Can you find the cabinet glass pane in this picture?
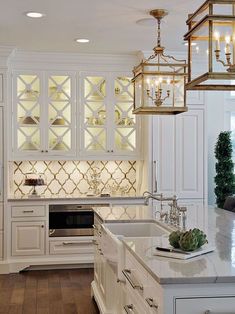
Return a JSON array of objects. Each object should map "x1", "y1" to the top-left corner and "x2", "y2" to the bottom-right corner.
[
  {"x1": 114, "y1": 77, "x2": 136, "y2": 152},
  {"x1": 47, "y1": 75, "x2": 72, "y2": 152},
  {"x1": 16, "y1": 75, "x2": 41, "y2": 151},
  {"x1": 83, "y1": 76, "x2": 107, "y2": 152}
]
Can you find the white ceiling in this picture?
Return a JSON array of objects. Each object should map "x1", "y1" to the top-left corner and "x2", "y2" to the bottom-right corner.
[{"x1": 0, "y1": 0, "x2": 203, "y2": 54}]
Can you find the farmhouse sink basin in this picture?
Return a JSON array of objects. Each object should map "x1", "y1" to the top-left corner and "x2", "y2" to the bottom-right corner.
[
  {"x1": 100, "y1": 220, "x2": 171, "y2": 279},
  {"x1": 103, "y1": 221, "x2": 169, "y2": 238}
]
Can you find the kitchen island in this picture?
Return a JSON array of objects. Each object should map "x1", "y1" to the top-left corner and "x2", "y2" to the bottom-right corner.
[{"x1": 92, "y1": 206, "x2": 235, "y2": 314}]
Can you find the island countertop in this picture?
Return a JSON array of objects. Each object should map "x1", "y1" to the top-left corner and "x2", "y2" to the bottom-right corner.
[{"x1": 122, "y1": 207, "x2": 235, "y2": 284}]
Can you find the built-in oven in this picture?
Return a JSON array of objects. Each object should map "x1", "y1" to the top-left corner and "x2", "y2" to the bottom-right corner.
[{"x1": 49, "y1": 204, "x2": 94, "y2": 237}]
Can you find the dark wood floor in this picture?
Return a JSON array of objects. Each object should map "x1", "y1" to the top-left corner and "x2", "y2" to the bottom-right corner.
[{"x1": 0, "y1": 268, "x2": 99, "y2": 314}]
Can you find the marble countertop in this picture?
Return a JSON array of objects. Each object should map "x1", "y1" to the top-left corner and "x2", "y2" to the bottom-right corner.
[
  {"x1": 121, "y1": 207, "x2": 235, "y2": 285},
  {"x1": 8, "y1": 195, "x2": 145, "y2": 204}
]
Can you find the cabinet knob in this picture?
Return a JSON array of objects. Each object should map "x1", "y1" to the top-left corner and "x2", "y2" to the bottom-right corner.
[
  {"x1": 41, "y1": 150, "x2": 44, "y2": 153},
  {"x1": 107, "y1": 150, "x2": 110, "y2": 153},
  {"x1": 111, "y1": 150, "x2": 114, "y2": 153},
  {"x1": 41, "y1": 225, "x2": 44, "y2": 228},
  {"x1": 45, "y1": 150, "x2": 48, "y2": 153}
]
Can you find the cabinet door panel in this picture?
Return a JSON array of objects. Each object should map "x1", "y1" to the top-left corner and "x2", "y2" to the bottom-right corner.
[
  {"x1": 12, "y1": 221, "x2": 45, "y2": 256},
  {"x1": 46, "y1": 73, "x2": 76, "y2": 156},
  {"x1": 13, "y1": 72, "x2": 43, "y2": 154},
  {"x1": 153, "y1": 115, "x2": 176, "y2": 194},
  {"x1": 176, "y1": 109, "x2": 204, "y2": 198},
  {"x1": 81, "y1": 74, "x2": 108, "y2": 154}
]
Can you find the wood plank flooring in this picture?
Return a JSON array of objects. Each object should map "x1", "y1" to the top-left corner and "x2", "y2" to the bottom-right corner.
[{"x1": 0, "y1": 268, "x2": 99, "y2": 314}]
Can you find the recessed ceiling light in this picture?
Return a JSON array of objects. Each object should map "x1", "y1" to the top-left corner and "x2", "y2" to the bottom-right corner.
[
  {"x1": 184, "y1": 42, "x2": 197, "y2": 46},
  {"x1": 75, "y1": 38, "x2": 90, "y2": 43},
  {"x1": 25, "y1": 11, "x2": 45, "y2": 18}
]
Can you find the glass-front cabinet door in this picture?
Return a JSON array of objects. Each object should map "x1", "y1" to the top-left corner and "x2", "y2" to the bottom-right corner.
[
  {"x1": 46, "y1": 73, "x2": 76, "y2": 155},
  {"x1": 81, "y1": 74, "x2": 108, "y2": 154},
  {"x1": 12, "y1": 71, "x2": 76, "y2": 158},
  {"x1": 113, "y1": 76, "x2": 136, "y2": 154},
  {"x1": 80, "y1": 73, "x2": 138, "y2": 157},
  {"x1": 13, "y1": 72, "x2": 42, "y2": 154}
]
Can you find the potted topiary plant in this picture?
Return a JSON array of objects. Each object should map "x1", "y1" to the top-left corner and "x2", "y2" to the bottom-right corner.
[{"x1": 214, "y1": 131, "x2": 235, "y2": 208}]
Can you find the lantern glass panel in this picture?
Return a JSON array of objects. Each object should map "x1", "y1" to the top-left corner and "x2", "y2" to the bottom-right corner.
[
  {"x1": 133, "y1": 75, "x2": 143, "y2": 110},
  {"x1": 190, "y1": 24, "x2": 209, "y2": 80}
]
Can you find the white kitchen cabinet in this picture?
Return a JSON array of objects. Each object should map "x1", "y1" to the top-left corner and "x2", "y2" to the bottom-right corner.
[
  {"x1": 12, "y1": 71, "x2": 76, "y2": 159},
  {"x1": 152, "y1": 107, "x2": 205, "y2": 199},
  {"x1": 175, "y1": 297, "x2": 235, "y2": 314},
  {"x1": 80, "y1": 72, "x2": 139, "y2": 159},
  {"x1": 12, "y1": 221, "x2": 45, "y2": 256}
]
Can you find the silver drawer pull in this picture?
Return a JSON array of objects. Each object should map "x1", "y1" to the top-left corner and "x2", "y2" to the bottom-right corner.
[
  {"x1": 92, "y1": 239, "x2": 99, "y2": 245},
  {"x1": 23, "y1": 210, "x2": 34, "y2": 213},
  {"x1": 205, "y1": 311, "x2": 235, "y2": 314},
  {"x1": 124, "y1": 304, "x2": 136, "y2": 313},
  {"x1": 146, "y1": 297, "x2": 158, "y2": 309},
  {"x1": 122, "y1": 269, "x2": 143, "y2": 291},
  {"x1": 62, "y1": 241, "x2": 93, "y2": 246},
  {"x1": 93, "y1": 224, "x2": 98, "y2": 230}
]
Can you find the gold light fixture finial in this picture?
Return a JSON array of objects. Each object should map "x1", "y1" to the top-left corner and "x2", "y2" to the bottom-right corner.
[{"x1": 132, "y1": 9, "x2": 188, "y2": 115}]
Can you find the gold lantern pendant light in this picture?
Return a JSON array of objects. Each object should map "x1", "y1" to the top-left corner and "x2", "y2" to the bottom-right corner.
[
  {"x1": 184, "y1": 0, "x2": 235, "y2": 91},
  {"x1": 132, "y1": 9, "x2": 188, "y2": 115}
]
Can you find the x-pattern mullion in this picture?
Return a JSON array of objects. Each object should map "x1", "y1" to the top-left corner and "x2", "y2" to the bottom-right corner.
[
  {"x1": 49, "y1": 101, "x2": 70, "y2": 125},
  {"x1": 49, "y1": 127, "x2": 70, "y2": 150},
  {"x1": 84, "y1": 101, "x2": 104, "y2": 118},
  {"x1": 49, "y1": 76, "x2": 71, "y2": 100},
  {"x1": 85, "y1": 77, "x2": 105, "y2": 99},
  {"x1": 85, "y1": 128, "x2": 105, "y2": 150},
  {"x1": 116, "y1": 78, "x2": 133, "y2": 99},
  {"x1": 116, "y1": 128, "x2": 135, "y2": 150},
  {"x1": 18, "y1": 127, "x2": 39, "y2": 150},
  {"x1": 18, "y1": 75, "x2": 39, "y2": 98}
]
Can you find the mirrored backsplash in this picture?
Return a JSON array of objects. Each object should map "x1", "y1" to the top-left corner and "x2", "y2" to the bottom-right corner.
[{"x1": 10, "y1": 161, "x2": 136, "y2": 198}]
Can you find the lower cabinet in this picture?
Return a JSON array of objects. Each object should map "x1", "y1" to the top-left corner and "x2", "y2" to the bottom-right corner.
[
  {"x1": 12, "y1": 221, "x2": 45, "y2": 256},
  {"x1": 175, "y1": 297, "x2": 235, "y2": 314}
]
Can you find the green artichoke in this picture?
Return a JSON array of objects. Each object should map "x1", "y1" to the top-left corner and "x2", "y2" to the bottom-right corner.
[
  {"x1": 169, "y1": 230, "x2": 182, "y2": 248},
  {"x1": 191, "y1": 228, "x2": 208, "y2": 248},
  {"x1": 179, "y1": 230, "x2": 199, "y2": 251}
]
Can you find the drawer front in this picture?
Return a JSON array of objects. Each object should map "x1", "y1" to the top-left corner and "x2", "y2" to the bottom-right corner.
[
  {"x1": 0, "y1": 203, "x2": 3, "y2": 230},
  {"x1": 124, "y1": 250, "x2": 148, "y2": 297},
  {"x1": 49, "y1": 237, "x2": 94, "y2": 255},
  {"x1": 0, "y1": 231, "x2": 3, "y2": 258},
  {"x1": 12, "y1": 205, "x2": 46, "y2": 218},
  {"x1": 123, "y1": 284, "x2": 149, "y2": 314},
  {"x1": 175, "y1": 297, "x2": 235, "y2": 314}
]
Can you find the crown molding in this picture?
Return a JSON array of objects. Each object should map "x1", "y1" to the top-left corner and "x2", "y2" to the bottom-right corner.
[
  {"x1": 0, "y1": 46, "x2": 15, "y2": 67},
  {"x1": 8, "y1": 49, "x2": 139, "y2": 72}
]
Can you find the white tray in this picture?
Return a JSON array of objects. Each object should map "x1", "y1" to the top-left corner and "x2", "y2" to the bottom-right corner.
[{"x1": 153, "y1": 244, "x2": 215, "y2": 260}]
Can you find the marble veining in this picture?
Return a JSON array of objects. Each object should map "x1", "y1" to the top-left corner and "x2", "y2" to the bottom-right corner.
[{"x1": 121, "y1": 207, "x2": 235, "y2": 284}]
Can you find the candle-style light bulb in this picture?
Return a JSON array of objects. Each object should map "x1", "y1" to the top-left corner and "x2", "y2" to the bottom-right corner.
[
  {"x1": 225, "y1": 35, "x2": 231, "y2": 54},
  {"x1": 167, "y1": 78, "x2": 171, "y2": 85},
  {"x1": 214, "y1": 31, "x2": 220, "y2": 51},
  {"x1": 146, "y1": 78, "x2": 150, "y2": 90},
  {"x1": 196, "y1": 46, "x2": 199, "y2": 54}
]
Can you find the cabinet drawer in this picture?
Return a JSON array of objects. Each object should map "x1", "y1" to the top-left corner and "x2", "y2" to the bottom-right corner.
[
  {"x1": 49, "y1": 237, "x2": 94, "y2": 255},
  {"x1": 123, "y1": 284, "x2": 149, "y2": 314},
  {"x1": 0, "y1": 231, "x2": 3, "y2": 258},
  {"x1": 124, "y1": 250, "x2": 148, "y2": 297},
  {"x1": 0, "y1": 203, "x2": 3, "y2": 230},
  {"x1": 11, "y1": 205, "x2": 46, "y2": 218},
  {"x1": 175, "y1": 297, "x2": 235, "y2": 314}
]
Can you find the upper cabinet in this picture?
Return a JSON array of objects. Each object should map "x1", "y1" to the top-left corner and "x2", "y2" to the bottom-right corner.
[
  {"x1": 80, "y1": 72, "x2": 139, "y2": 159},
  {"x1": 11, "y1": 70, "x2": 141, "y2": 160},
  {"x1": 12, "y1": 71, "x2": 76, "y2": 159}
]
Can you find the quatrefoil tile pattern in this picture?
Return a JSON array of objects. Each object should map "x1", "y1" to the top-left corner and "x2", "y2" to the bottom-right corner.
[{"x1": 11, "y1": 161, "x2": 136, "y2": 197}]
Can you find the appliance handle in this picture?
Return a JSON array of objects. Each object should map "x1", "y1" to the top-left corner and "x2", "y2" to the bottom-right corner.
[
  {"x1": 49, "y1": 209, "x2": 93, "y2": 213},
  {"x1": 124, "y1": 304, "x2": 136, "y2": 314},
  {"x1": 153, "y1": 160, "x2": 157, "y2": 193}
]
